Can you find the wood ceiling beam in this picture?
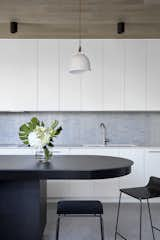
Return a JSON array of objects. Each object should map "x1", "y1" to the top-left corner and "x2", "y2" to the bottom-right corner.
[{"x1": 0, "y1": 22, "x2": 159, "y2": 38}]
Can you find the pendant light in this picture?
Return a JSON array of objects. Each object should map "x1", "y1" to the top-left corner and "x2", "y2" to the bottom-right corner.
[{"x1": 69, "y1": 0, "x2": 91, "y2": 74}]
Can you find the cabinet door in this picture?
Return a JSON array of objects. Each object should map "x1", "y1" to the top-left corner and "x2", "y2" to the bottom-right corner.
[
  {"x1": 103, "y1": 40, "x2": 124, "y2": 110},
  {"x1": 59, "y1": 40, "x2": 81, "y2": 111},
  {"x1": 145, "y1": 149, "x2": 160, "y2": 182},
  {"x1": 48, "y1": 180, "x2": 94, "y2": 199},
  {"x1": 38, "y1": 40, "x2": 59, "y2": 110},
  {"x1": 0, "y1": 39, "x2": 37, "y2": 111},
  {"x1": 124, "y1": 40, "x2": 146, "y2": 111},
  {"x1": 81, "y1": 40, "x2": 103, "y2": 110},
  {"x1": 147, "y1": 40, "x2": 160, "y2": 110},
  {"x1": 119, "y1": 149, "x2": 145, "y2": 189},
  {"x1": 47, "y1": 180, "x2": 71, "y2": 199},
  {"x1": 92, "y1": 149, "x2": 120, "y2": 199}
]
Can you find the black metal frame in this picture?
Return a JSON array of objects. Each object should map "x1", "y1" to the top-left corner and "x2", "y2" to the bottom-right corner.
[
  {"x1": 115, "y1": 192, "x2": 160, "y2": 240},
  {"x1": 56, "y1": 214, "x2": 104, "y2": 240}
]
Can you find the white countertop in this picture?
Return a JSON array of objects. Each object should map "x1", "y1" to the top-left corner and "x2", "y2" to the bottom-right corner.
[{"x1": 0, "y1": 144, "x2": 159, "y2": 149}]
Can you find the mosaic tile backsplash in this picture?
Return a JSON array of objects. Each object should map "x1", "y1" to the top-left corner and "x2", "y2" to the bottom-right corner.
[{"x1": 0, "y1": 112, "x2": 159, "y2": 146}]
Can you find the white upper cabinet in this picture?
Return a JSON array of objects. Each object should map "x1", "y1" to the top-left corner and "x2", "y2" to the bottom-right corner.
[
  {"x1": 124, "y1": 40, "x2": 146, "y2": 111},
  {"x1": 38, "y1": 40, "x2": 59, "y2": 111},
  {"x1": 103, "y1": 40, "x2": 124, "y2": 111},
  {"x1": 1, "y1": 39, "x2": 160, "y2": 111},
  {"x1": 81, "y1": 40, "x2": 103, "y2": 110},
  {"x1": 59, "y1": 39, "x2": 81, "y2": 111},
  {"x1": 0, "y1": 39, "x2": 37, "y2": 111},
  {"x1": 147, "y1": 40, "x2": 160, "y2": 111}
]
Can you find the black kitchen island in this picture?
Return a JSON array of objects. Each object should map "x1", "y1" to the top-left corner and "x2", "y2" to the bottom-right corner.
[{"x1": 0, "y1": 155, "x2": 133, "y2": 240}]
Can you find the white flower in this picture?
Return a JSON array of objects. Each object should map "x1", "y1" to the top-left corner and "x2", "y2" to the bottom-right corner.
[
  {"x1": 28, "y1": 132, "x2": 41, "y2": 148},
  {"x1": 34, "y1": 126, "x2": 50, "y2": 147},
  {"x1": 41, "y1": 134, "x2": 50, "y2": 147}
]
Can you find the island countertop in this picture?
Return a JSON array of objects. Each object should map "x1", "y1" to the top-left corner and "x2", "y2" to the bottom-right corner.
[
  {"x1": 0, "y1": 154, "x2": 133, "y2": 240},
  {"x1": 0, "y1": 155, "x2": 133, "y2": 180}
]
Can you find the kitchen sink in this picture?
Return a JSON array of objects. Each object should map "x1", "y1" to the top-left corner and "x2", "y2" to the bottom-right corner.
[{"x1": 83, "y1": 144, "x2": 137, "y2": 147}]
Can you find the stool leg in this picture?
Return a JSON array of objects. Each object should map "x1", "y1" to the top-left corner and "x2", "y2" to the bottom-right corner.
[
  {"x1": 139, "y1": 200, "x2": 142, "y2": 240},
  {"x1": 115, "y1": 192, "x2": 122, "y2": 240},
  {"x1": 56, "y1": 215, "x2": 61, "y2": 240},
  {"x1": 100, "y1": 215, "x2": 104, "y2": 240},
  {"x1": 147, "y1": 199, "x2": 156, "y2": 240}
]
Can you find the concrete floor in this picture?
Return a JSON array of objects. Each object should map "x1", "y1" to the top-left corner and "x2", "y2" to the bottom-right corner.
[{"x1": 44, "y1": 202, "x2": 160, "y2": 240}]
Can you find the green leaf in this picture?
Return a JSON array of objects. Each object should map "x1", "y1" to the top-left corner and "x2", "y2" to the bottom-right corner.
[
  {"x1": 31, "y1": 117, "x2": 40, "y2": 128},
  {"x1": 19, "y1": 117, "x2": 40, "y2": 145},
  {"x1": 48, "y1": 142, "x2": 54, "y2": 147},
  {"x1": 19, "y1": 124, "x2": 30, "y2": 133},
  {"x1": 54, "y1": 126, "x2": 62, "y2": 136},
  {"x1": 23, "y1": 140, "x2": 29, "y2": 145},
  {"x1": 43, "y1": 146, "x2": 52, "y2": 161},
  {"x1": 51, "y1": 120, "x2": 58, "y2": 129},
  {"x1": 19, "y1": 136, "x2": 27, "y2": 141},
  {"x1": 41, "y1": 121, "x2": 45, "y2": 127}
]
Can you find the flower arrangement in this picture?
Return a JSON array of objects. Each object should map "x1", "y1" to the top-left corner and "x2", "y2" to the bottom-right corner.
[{"x1": 19, "y1": 117, "x2": 62, "y2": 161}]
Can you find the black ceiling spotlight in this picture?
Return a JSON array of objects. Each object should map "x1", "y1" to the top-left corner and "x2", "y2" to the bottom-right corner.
[
  {"x1": 117, "y1": 22, "x2": 125, "y2": 34},
  {"x1": 10, "y1": 22, "x2": 18, "y2": 34}
]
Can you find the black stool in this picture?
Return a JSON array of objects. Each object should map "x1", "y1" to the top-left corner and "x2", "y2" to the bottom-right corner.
[
  {"x1": 115, "y1": 176, "x2": 160, "y2": 240},
  {"x1": 56, "y1": 200, "x2": 104, "y2": 240}
]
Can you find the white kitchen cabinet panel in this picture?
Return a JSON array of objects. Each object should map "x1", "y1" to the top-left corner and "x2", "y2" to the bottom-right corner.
[
  {"x1": 81, "y1": 40, "x2": 103, "y2": 111},
  {"x1": 145, "y1": 149, "x2": 160, "y2": 183},
  {"x1": 47, "y1": 180, "x2": 71, "y2": 198},
  {"x1": 119, "y1": 149, "x2": 145, "y2": 190},
  {"x1": 147, "y1": 40, "x2": 160, "y2": 110},
  {"x1": 103, "y1": 40, "x2": 124, "y2": 111},
  {"x1": 0, "y1": 39, "x2": 37, "y2": 111},
  {"x1": 69, "y1": 180, "x2": 94, "y2": 198},
  {"x1": 124, "y1": 40, "x2": 146, "y2": 111},
  {"x1": 59, "y1": 40, "x2": 81, "y2": 111},
  {"x1": 92, "y1": 148, "x2": 120, "y2": 198},
  {"x1": 38, "y1": 40, "x2": 59, "y2": 110}
]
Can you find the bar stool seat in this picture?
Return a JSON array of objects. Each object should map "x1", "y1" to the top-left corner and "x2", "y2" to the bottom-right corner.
[
  {"x1": 121, "y1": 186, "x2": 160, "y2": 200},
  {"x1": 57, "y1": 200, "x2": 103, "y2": 215},
  {"x1": 56, "y1": 200, "x2": 104, "y2": 240}
]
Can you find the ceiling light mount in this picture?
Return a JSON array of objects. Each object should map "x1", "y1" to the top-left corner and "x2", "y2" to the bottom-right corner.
[
  {"x1": 10, "y1": 22, "x2": 18, "y2": 34},
  {"x1": 117, "y1": 22, "x2": 125, "y2": 34}
]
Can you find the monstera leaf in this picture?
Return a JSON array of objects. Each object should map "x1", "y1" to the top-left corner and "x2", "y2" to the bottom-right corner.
[
  {"x1": 50, "y1": 120, "x2": 63, "y2": 139},
  {"x1": 19, "y1": 117, "x2": 40, "y2": 145}
]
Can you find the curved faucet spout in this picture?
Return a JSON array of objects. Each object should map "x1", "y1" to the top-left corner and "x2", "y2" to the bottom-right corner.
[{"x1": 100, "y1": 122, "x2": 110, "y2": 145}]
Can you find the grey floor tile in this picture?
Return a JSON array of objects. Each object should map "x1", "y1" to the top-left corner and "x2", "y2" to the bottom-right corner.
[{"x1": 43, "y1": 202, "x2": 160, "y2": 240}]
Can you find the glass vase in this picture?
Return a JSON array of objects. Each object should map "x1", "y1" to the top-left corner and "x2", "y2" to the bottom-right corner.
[{"x1": 35, "y1": 147, "x2": 52, "y2": 164}]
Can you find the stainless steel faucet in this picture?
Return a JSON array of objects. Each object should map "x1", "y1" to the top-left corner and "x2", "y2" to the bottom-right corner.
[{"x1": 100, "y1": 122, "x2": 110, "y2": 145}]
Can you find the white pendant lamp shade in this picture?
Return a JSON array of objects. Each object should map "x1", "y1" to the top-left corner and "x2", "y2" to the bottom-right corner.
[
  {"x1": 69, "y1": 51, "x2": 91, "y2": 74},
  {"x1": 69, "y1": 0, "x2": 91, "y2": 74}
]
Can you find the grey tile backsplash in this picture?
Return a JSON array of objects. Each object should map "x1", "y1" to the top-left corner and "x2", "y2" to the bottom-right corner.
[{"x1": 0, "y1": 112, "x2": 159, "y2": 146}]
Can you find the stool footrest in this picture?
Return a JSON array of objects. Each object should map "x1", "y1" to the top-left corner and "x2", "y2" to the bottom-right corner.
[
  {"x1": 153, "y1": 226, "x2": 160, "y2": 232},
  {"x1": 116, "y1": 232, "x2": 128, "y2": 240}
]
